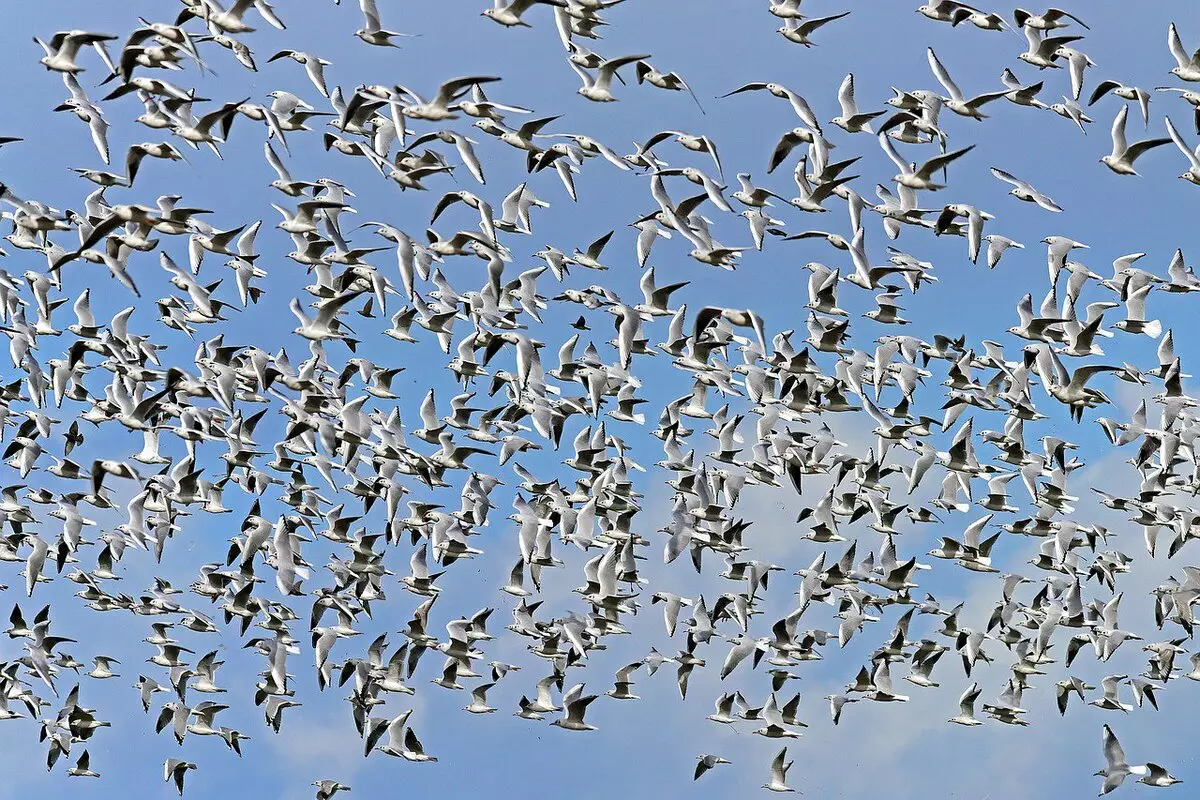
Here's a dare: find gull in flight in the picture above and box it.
[635,61,706,114]
[721,82,823,132]
[777,12,851,47]
[314,780,351,800]
[990,167,1063,212]
[763,747,795,792]
[164,759,196,796]
[880,131,975,190]
[832,74,885,134]
[1168,22,1200,82]
[1089,80,1152,127]
[927,48,1010,119]
[572,54,651,103]
[267,50,332,97]
[695,753,731,780]
[483,0,568,28]
[948,681,983,726]
[1101,105,1170,175]
[1014,7,1089,31]
[550,683,598,731]
[356,0,415,46]
[34,31,117,74]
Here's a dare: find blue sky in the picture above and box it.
[1,1,1198,798]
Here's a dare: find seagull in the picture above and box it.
[880,132,975,190]
[635,61,706,114]
[918,2,973,25]
[763,747,795,793]
[34,31,117,74]
[990,168,1063,212]
[313,780,351,800]
[67,750,100,778]
[572,54,650,103]
[1089,81,1152,127]
[1090,675,1135,713]
[1168,23,1200,82]
[550,684,598,731]
[267,50,332,97]
[483,0,568,27]
[720,82,823,131]
[832,74,885,134]
[695,754,731,780]
[1101,105,1171,175]
[984,234,1025,268]
[777,12,851,47]
[1015,8,1089,31]
[1055,45,1097,101]
[164,759,196,796]
[948,682,983,726]
[290,290,364,346]
[928,48,1011,119]
[355,0,414,46]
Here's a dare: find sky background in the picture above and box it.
[0,1,1199,798]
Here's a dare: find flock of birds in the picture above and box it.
[3,0,1200,796]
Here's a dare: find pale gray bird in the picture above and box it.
[314,780,351,800]
[695,754,731,780]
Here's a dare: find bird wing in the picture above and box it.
[720,82,769,98]
[1168,23,1191,69]
[1102,724,1126,769]
[958,682,980,715]
[596,54,651,90]
[1088,79,1121,107]
[313,290,363,328]
[927,48,963,102]
[837,73,858,117]
[1165,116,1200,168]
[917,145,974,180]
[1110,104,1129,156]
[434,76,501,108]
[877,132,909,173]
[264,140,292,182]
[360,0,383,32]
[1123,136,1171,164]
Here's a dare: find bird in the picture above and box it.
[34,31,117,74]
[355,0,414,46]
[832,74,885,134]
[551,684,598,731]
[1168,23,1200,82]
[164,759,196,796]
[1101,106,1171,175]
[763,747,795,793]
[948,682,983,726]
[1089,81,1153,127]
[927,48,1011,119]
[313,780,351,800]
[571,54,650,103]
[483,0,568,27]
[990,168,1063,212]
[695,753,731,780]
[267,50,333,97]
[880,132,975,190]
[776,12,851,47]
